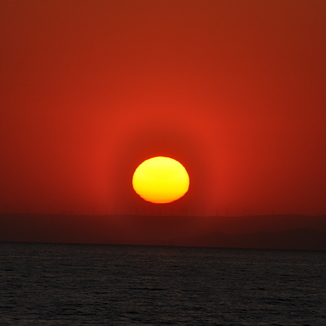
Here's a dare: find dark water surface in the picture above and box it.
[1,243,326,325]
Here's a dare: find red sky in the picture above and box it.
[1,0,326,217]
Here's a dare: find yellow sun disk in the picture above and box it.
[132,156,190,204]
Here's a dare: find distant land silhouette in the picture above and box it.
[1,213,326,251]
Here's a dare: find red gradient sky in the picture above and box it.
[1,0,326,217]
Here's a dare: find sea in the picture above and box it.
[1,243,325,325]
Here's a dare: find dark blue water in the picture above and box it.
[1,243,326,325]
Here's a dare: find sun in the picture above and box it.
[132,156,190,204]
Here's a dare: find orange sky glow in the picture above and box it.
[1,0,326,221]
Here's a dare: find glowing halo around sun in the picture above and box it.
[132,156,190,204]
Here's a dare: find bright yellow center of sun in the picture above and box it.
[132,156,190,204]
